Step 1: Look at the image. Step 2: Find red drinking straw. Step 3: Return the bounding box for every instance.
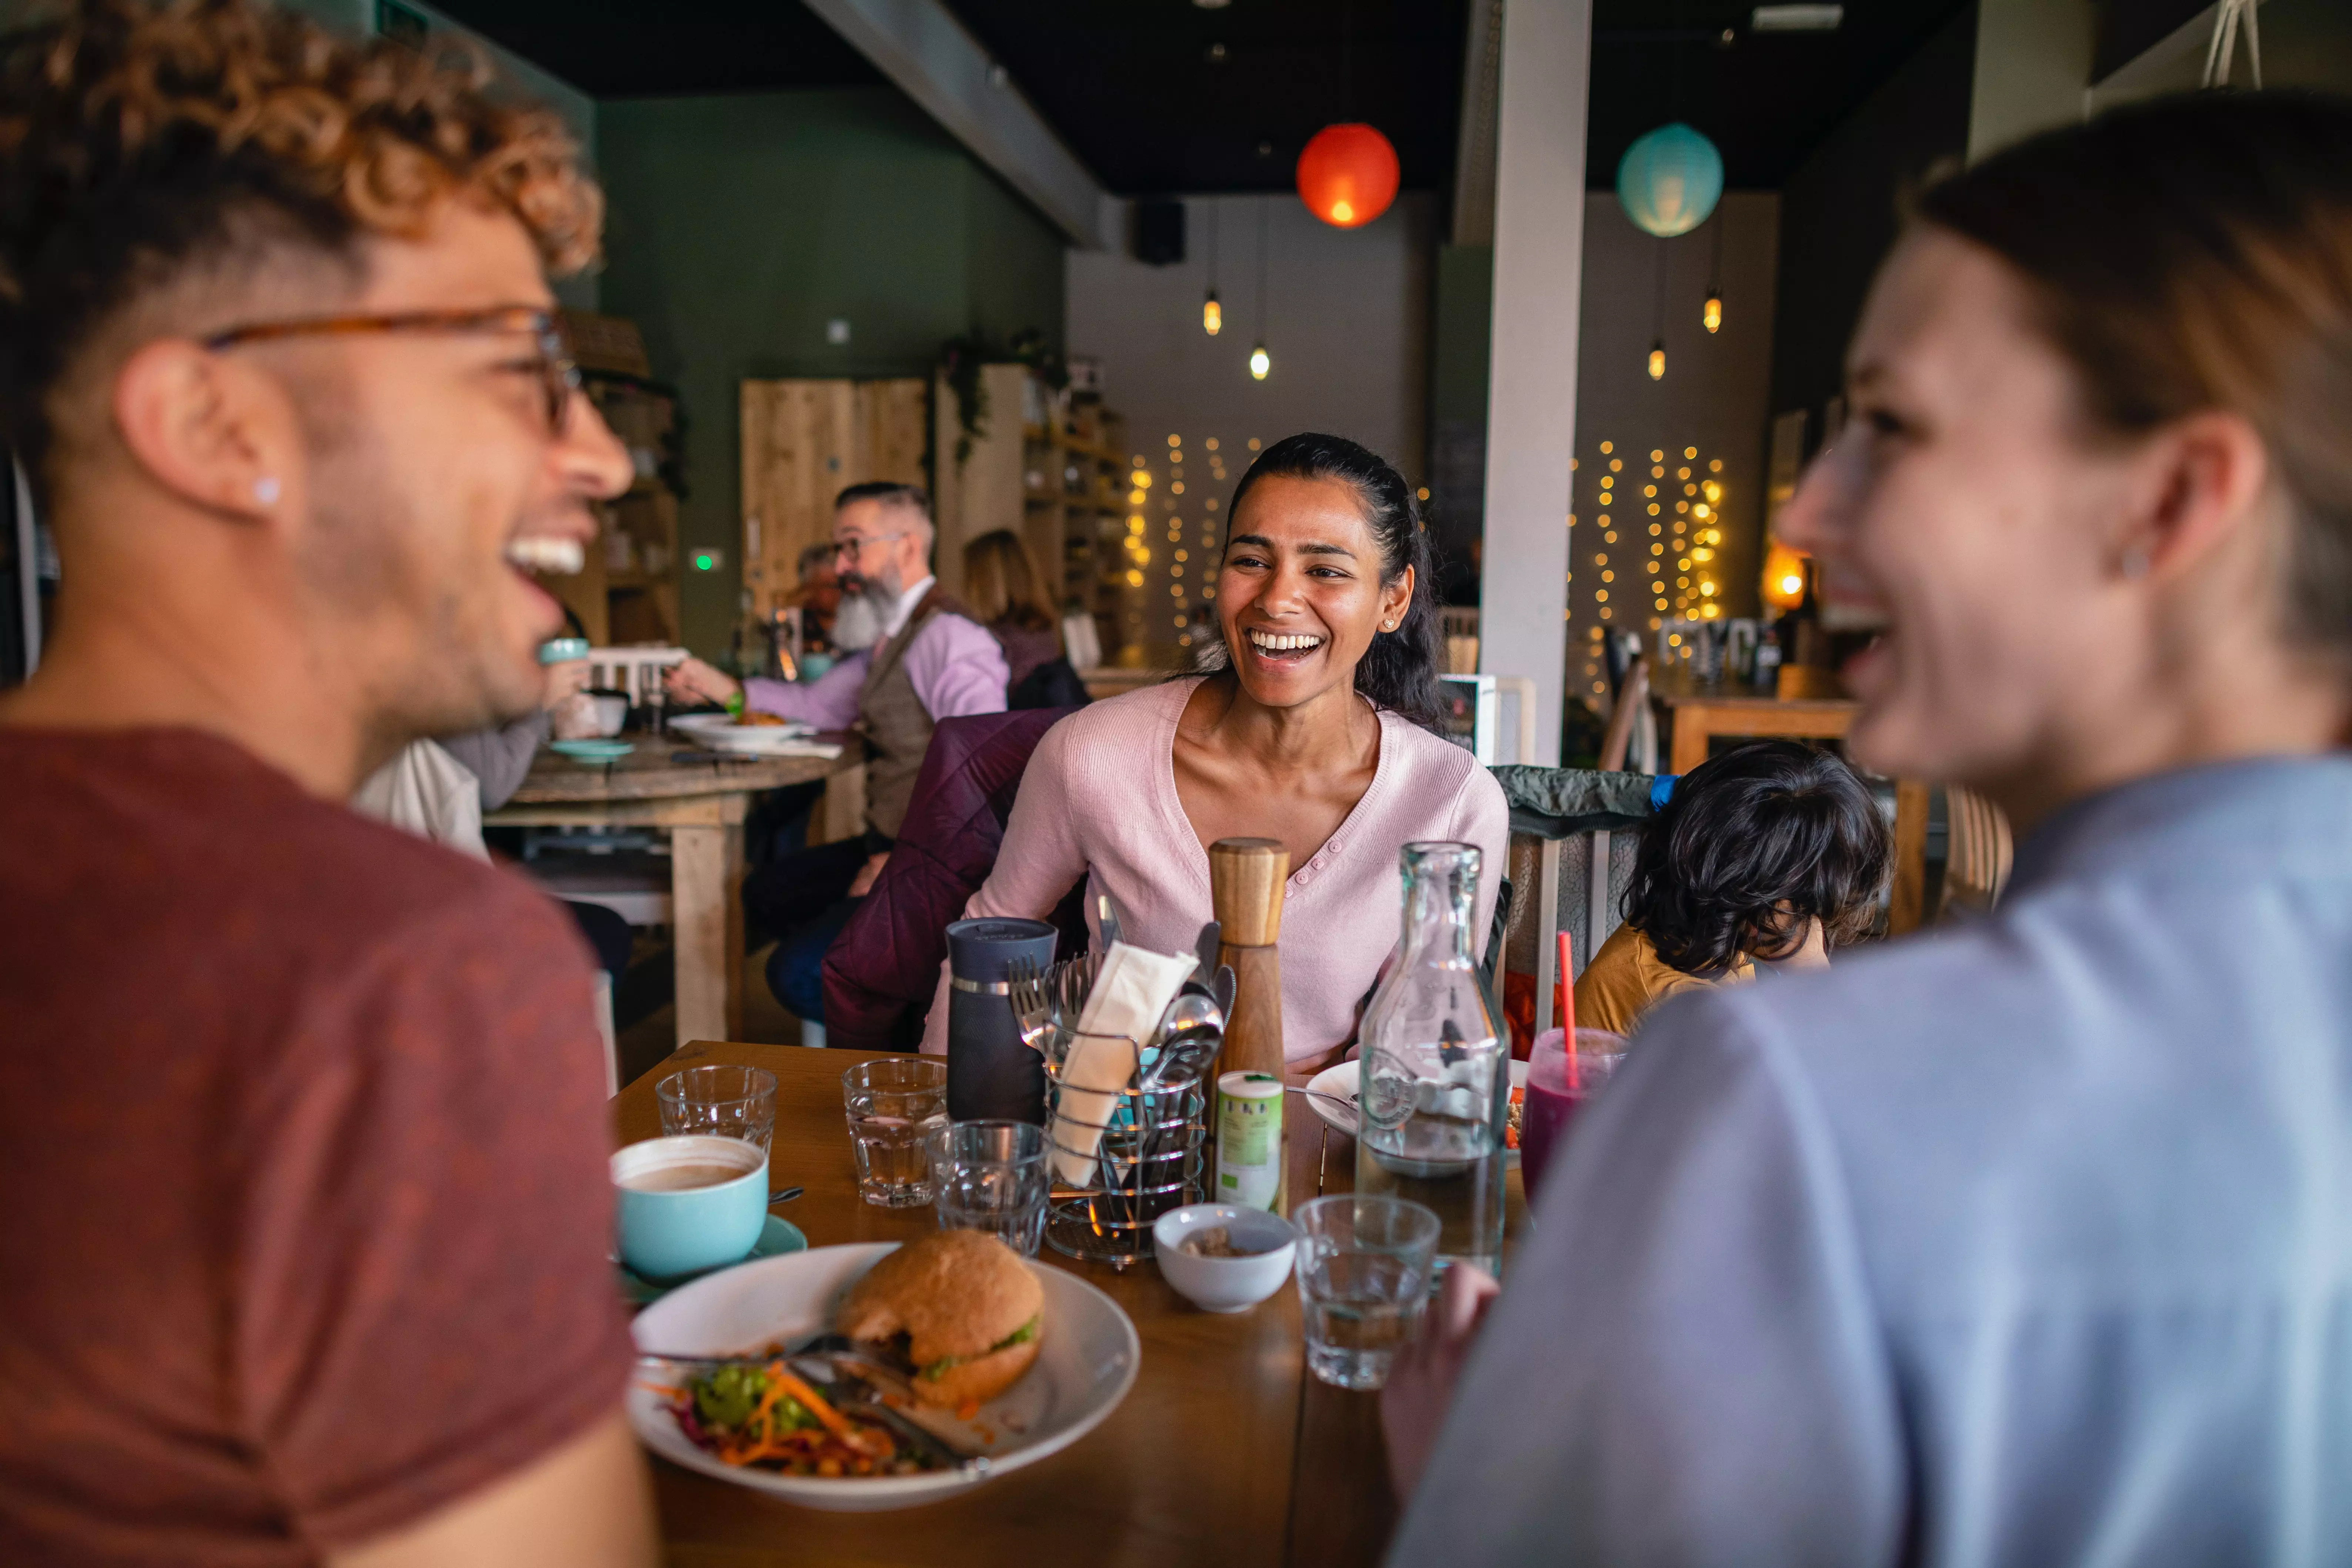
[1557,931,1580,1092]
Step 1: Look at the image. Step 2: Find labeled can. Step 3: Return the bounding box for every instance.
[1215,1071,1284,1212]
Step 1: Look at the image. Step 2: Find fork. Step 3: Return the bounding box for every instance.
[1006,956,1055,1055]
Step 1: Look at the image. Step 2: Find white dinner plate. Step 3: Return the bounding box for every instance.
[1304,1059,1529,1163]
[628,1243,1139,1512]
[669,712,829,755]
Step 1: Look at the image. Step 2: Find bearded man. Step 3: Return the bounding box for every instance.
[666,482,1006,1027]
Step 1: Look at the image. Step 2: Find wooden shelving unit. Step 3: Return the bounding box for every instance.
[933,363,1144,663]
[1022,412,1133,660]
[546,312,681,646]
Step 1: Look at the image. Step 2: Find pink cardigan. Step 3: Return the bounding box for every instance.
[921,676,1509,1063]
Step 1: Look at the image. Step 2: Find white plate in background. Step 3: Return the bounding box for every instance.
[1304,1059,1528,1164]
[669,712,829,756]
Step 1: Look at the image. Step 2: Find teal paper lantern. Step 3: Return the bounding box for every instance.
[1616,123,1724,238]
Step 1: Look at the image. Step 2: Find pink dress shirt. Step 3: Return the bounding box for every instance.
[921,676,1510,1063]
[740,577,1008,728]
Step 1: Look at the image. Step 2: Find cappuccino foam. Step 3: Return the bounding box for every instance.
[619,1160,751,1193]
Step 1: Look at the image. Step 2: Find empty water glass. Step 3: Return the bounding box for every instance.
[842,1058,949,1208]
[930,1120,1050,1256]
[657,1065,777,1154]
[1293,1194,1443,1391]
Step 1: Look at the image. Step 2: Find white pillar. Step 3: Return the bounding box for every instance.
[1477,0,1592,767]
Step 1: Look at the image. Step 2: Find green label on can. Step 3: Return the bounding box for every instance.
[1216,1074,1282,1211]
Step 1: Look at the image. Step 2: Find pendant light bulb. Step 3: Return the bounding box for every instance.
[1249,341,1271,380]
[1703,291,1723,333]
[1203,290,1222,337]
[1648,341,1666,380]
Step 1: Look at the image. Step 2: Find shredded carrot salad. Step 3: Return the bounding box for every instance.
[669,1360,939,1478]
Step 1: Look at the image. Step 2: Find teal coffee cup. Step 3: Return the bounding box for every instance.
[611,1134,768,1280]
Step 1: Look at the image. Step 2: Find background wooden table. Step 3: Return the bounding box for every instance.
[491,740,863,1045]
[1649,676,1932,934]
[615,1040,1524,1567]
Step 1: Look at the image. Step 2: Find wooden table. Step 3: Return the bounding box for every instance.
[491,740,863,1045]
[1653,679,1858,776]
[614,1040,1525,1567]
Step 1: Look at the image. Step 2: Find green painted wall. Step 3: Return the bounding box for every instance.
[595,88,1067,656]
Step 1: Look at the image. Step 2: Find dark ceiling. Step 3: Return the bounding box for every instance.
[433,0,1976,197]
[1586,0,1974,190]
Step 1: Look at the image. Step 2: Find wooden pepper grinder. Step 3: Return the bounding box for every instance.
[1209,838,1289,1206]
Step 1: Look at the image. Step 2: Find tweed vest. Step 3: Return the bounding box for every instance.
[855,585,976,839]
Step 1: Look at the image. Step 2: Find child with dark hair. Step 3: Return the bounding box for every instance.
[1575,740,1892,1035]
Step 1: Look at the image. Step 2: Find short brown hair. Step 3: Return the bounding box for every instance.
[1915,92,2352,658]
[0,0,602,478]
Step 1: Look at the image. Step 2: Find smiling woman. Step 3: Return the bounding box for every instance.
[925,434,1507,1071]
[1389,93,2352,1566]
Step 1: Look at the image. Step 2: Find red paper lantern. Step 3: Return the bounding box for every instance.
[1296,124,1399,229]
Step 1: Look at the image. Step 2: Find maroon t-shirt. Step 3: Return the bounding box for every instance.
[0,729,633,1565]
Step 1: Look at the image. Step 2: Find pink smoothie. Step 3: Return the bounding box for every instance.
[1519,1077,1583,1200]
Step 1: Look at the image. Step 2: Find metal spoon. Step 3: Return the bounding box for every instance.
[1141,1028,1222,1094]
[1140,991,1227,1092]
[768,1186,804,1205]
[1096,893,1126,951]
[1159,988,1225,1040]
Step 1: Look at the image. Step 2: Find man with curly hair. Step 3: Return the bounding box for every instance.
[0,1,656,1562]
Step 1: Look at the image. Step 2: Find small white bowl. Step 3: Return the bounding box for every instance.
[1152,1203,1297,1314]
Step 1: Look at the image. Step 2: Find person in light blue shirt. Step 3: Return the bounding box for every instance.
[1386,92,2352,1567]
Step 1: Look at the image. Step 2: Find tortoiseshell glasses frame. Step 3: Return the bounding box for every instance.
[202,306,582,431]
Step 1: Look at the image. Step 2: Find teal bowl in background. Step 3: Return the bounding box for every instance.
[538,636,591,665]
[611,1135,768,1281]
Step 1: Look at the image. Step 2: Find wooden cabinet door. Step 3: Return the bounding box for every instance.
[741,378,928,615]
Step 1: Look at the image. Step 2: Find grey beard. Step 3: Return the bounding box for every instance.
[830,580,896,651]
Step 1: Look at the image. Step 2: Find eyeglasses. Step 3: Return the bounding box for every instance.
[202,306,582,432]
[831,532,906,562]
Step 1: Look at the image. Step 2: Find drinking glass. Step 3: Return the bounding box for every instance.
[657,1065,777,1154]
[930,1120,1050,1256]
[842,1058,949,1208]
[1292,1194,1443,1391]
[1519,1028,1627,1203]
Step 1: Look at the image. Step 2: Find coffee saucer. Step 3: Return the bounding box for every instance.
[615,1213,807,1308]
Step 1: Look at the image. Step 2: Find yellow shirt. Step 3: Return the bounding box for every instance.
[1572,922,1753,1037]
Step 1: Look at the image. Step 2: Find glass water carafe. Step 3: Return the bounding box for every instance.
[1354,842,1508,1279]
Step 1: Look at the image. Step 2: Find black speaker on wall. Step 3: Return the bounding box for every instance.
[1135,199,1186,266]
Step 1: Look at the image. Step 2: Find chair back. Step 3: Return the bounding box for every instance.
[820,708,1081,1051]
[1596,655,1653,773]
[586,646,687,708]
[1940,785,2014,917]
[1489,766,1660,1054]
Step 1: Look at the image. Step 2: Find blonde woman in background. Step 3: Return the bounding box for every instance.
[964,528,1087,709]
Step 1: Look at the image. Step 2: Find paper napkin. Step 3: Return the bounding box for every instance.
[1050,940,1197,1186]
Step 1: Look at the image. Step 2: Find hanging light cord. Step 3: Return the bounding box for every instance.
[1652,236,1667,340]
[1259,201,1270,342]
